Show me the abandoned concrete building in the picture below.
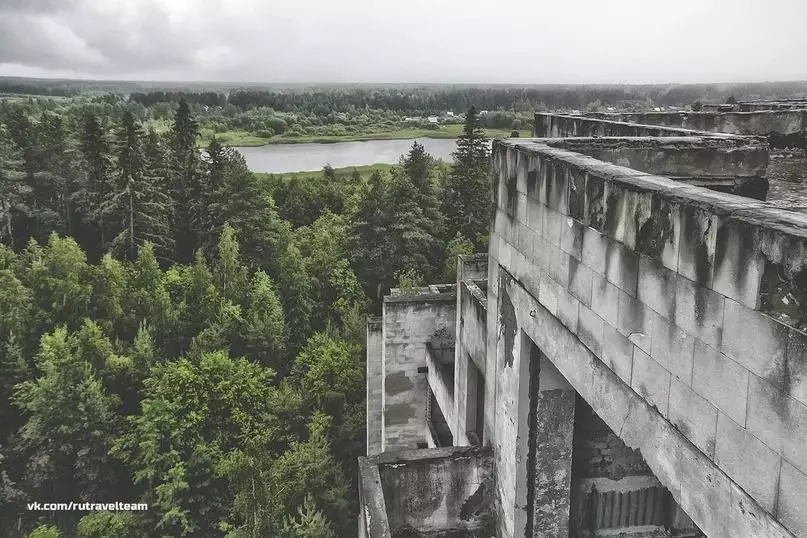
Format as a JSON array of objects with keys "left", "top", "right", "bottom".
[{"left": 359, "top": 106, "right": 807, "bottom": 537}]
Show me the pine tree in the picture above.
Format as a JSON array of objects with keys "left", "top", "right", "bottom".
[
  {"left": 443, "top": 105, "right": 491, "bottom": 249},
  {"left": 0, "top": 125, "right": 26, "bottom": 249}
]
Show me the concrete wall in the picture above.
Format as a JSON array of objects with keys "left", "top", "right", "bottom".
[
  {"left": 488, "top": 138, "right": 807, "bottom": 538},
  {"left": 587, "top": 111, "right": 807, "bottom": 148},
  {"left": 377, "top": 447, "right": 494, "bottom": 536},
  {"left": 534, "top": 112, "right": 715, "bottom": 139},
  {"left": 367, "top": 316, "right": 384, "bottom": 456},
  {"left": 546, "top": 136, "right": 769, "bottom": 199},
  {"left": 453, "top": 278, "right": 488, "bottom": 446},
  {"left": 382, "top": 289, "right": 457, "bottom": 451},
  {"left": 457, "top": 253, "right": 489, "bottom": 281},
  {"left": 358, "top": 456, "right": 392, "bottom": 538},
  {"left": 426, "top": 343, "right": 456, "bottom": 444}
]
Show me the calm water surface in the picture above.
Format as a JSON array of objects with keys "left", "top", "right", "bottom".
[{"left": 236, "top": 138, "right": 461, "bottom": 173}]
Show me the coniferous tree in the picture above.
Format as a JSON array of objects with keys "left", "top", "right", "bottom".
[
  {"left": 352, "top": 170, "right": 394, "bottom": 300},
  {"left": 77, "top": 115, "right": 114, "bottom": 257},
  {"left": 386, "top": 143, "right": 443, "bottom": 281},
  {"left": 201, "top": 138, "right": 227, "bottom": 251},
  {"left": 212, "top": 148, "right": 274, "bottom": 255},
  {"left": 107, "top": 111, "right": 144, "bottom": 260},
  {"left": 0, "top": 125, "right": 26, "bottom": 248},
  {"left": 107, "top": 112, "right": 173, "bottom": 261},
  {"left": 168, "top": 100, "right": 201, "bottom": 262},
  {"left": 35, "top": 113, "right": 81, "bottom": 239},
  {"left": 443, "top": 105, "right": 491, "bottom": 248},
  {"left": 141, "top": 128, "right": 175, "bottom": 261}
]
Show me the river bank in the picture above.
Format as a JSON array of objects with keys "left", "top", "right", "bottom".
[{"left": 200, "top": 124, "right": 516, "bottom": 147}]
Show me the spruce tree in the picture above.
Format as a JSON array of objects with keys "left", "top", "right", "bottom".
[
  {"left": 211, "top": 148, "right": 274, "bottom": 260},
  {"left": 107, "top": 113, "right": 173, "bottom": 261},
  {"left": 199, "top": 138, "right": 227, "bottom": 251},
  {"left": 141, "top": 128, "right": 175, "bottom": 261},
  {"left": 77, "top": 115, "right": 114, "bottom": 257},
  {"left": 352, "top": 170, "right": 394, "bottom": 300},
  {"left": 443, "top": 105, "right": 491, "bottom": 248},
  {"left": 35, "top": 113, "right": 80, "bottom": 239},
  {"left": 168, "top": 100, "right": 201, "bottom": 262},
  {"left": 386, "top": 143, "right": 443, "bottom": 282},
  {"left": 0, "top": 125, "right": 26, "bottom": 249}
]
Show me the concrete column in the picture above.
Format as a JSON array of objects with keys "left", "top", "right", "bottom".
[
  {"left": 525, "top": 342, "right": 576, "bottom": 537},
  {"left": 366, "top": 316, "right": 384, "bottom": 456}
]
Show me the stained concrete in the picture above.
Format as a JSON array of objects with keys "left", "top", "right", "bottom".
[
  {"left": 358, "top": 447, "right": 494, "bottom": 538},
  {"left": 365, "top": 116, "right": 807, "bottom": 538},
  {"left": 585, "top": 110, "right": 807, "bottom": 149},
  {"left": 382, "top": 287, "right": 457, "bottom": 451},
  {"left": 368, "top": 316, "right": 384, "bottom": 456},
  {"left": 489, "top": 137, "right": 804, "bottom": 538}
]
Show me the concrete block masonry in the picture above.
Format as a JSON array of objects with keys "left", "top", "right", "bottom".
[
  {"left": 363, "top": 117, "right": 807, "bottom": 538},
  {"left": 585, "top": 110, "right": 807, "bottom": 149},
  {"left": 487, "top": 134, "right": 807, "bottom": 538}
]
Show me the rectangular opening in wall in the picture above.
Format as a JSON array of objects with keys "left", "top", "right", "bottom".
[
  {"left": 465, "top": 355, "right": 485, "bottom": 446},
  {"left": 569, "top": 396, "right": 705, "bottom": 537},
  {"left": 426, "top": 387, "right": 453, "bottom": 447}
]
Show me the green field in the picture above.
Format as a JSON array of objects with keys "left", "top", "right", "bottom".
[
  {"left": 198, "top": 125, "right": 518, "bottom": 147},
  {"left": 253, "top": 163, "right": 404, "bottom": 185}
]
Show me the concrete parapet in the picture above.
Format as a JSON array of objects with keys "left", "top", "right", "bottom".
[
  {"left": 584, "top": 110, "right": 807, "bottom": 149},
  {"left": 358, "top": 446, "right": 495, "bottom": 538},
  {"left": 491, "top": 137, "right": 807, "bottom": 537}
]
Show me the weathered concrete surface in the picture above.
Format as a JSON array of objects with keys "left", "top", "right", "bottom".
[
  {"left": 373, "top": 446, "right": 494, "bottom": 537},
  {"left": 570, "top": 398, "right": 702, "bottom": 536},
  {"left": 549, "top": 136, "right": 768, "bottom": 179},
  {"left": 454, "top": 277, "right": 488, "bottom": 447},
  {"left": 456, "top": 253, "right": 489, "bottom": 281},
  {"left": 586, "top": 110, "right": 807, "bottom": 149},
  {"left": 739, "top": 100, "right": 807, "bottom": 112},
  {"left": 427, "top": 341, "right": 457, "bottom": 445},
  {"left": 383, "top": 288, "right": 457, "bottom": 451},
  {"left": 547, "top": 136, "right": 770, "bottom": 199},
  {"left": 368, "top": 316, "right": 385, "bottom": 456},
  {"left": 489, "top": 138, "right": 806, "bottom": 538},
  {"left": 359, "top": 456, "right": 392, "bottom": 538},
  {"left": 525, "top": 125, "right": 771, "bottom": 199},
  {"left": 534, "top": 112, "right": 720, "bottom": 139},
  {"left": 526, "top": 351, "right": 576, "bottom": 537}
]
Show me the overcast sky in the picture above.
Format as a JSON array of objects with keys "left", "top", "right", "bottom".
[{"left": 0, "top": 0, "right": 805, "bottom": 84}]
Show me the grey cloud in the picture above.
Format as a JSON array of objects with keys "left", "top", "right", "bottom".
[
  {"left": 0, "top": 0, "right": 806, "bottom": 83},
  {"left": 0, "top": 0, "right": 80, "bottom": 13}
]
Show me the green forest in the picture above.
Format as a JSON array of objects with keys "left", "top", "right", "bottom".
[
  {"left": 5, "top": 79, "right": 807, "bottom": 148},
  {"left": 0, "top": 92, "right": 492, "bottom": 537}
]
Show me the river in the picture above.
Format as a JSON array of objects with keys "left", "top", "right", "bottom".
[{"left": 236, "top": 138, "right": 460, "bottom": 173}]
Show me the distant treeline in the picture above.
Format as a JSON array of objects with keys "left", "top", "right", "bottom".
[
  {"left": 129, "top": 90, "right": 228, "bottom": 107},
  {"left": 134, "top": 82, "right": 807, "bottom": 114},
  {"left": 0, "top": 82, "right": 77, "bottom": 97},
  {"left": 5, "top": 77, "right": 807, "bottom": 113}
]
